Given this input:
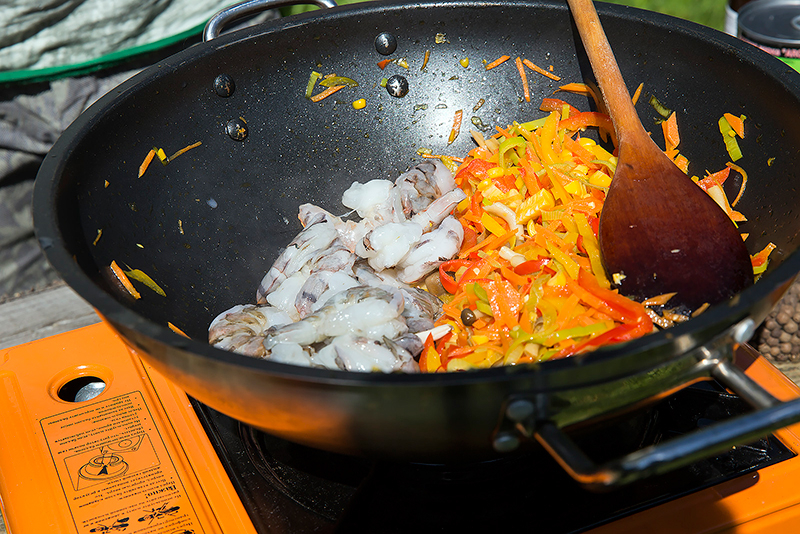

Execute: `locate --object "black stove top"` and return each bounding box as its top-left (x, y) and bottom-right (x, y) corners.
top-left (190, 380), bottom-right (794, 533)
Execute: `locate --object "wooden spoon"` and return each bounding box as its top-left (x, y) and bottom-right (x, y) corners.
top-left (566, 0), bottom-right (753, 310)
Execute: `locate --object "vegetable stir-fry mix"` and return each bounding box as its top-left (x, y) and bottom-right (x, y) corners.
top-left (422, 90), bottom-right (772, 373)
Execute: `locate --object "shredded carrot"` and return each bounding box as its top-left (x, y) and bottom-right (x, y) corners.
top-left (448, 109), bottom-right (464, 144)
top-left (662, 112), bottom-right (680, 152)
top-left (631, 82), bottom-right (644, 105)
top-left (168, 322), bottom-right (190, 337)
top-left (110, 260), bottom-right (141, 299)
top-left (310, 85), bottom-right (345, 102)
top-left (168, 141), bottom-right (202, 161)
top-left (727, 161), bottom-right (748, 207)
top-left (522, 58), bottom-right (561, 81)
top-left (138, 148), bottom-right (156, 178)
top-left (515, 57), bottom-right (530, 102)
top-left (485, 55), bottom-right (511, 70)
top-left (421, 50), bottom-right (430, 71)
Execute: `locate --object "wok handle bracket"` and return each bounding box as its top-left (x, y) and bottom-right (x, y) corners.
top-left (532, 354), bottom-right (800, 490)
top-left (204, 0), bottom-right (339, 41)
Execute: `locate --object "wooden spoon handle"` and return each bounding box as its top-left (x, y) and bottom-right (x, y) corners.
top-left (566, 0), bottom-right (646, 141)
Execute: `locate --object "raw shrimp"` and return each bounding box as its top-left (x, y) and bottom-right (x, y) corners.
top-left (316, 334), bottom-right (418, 373)
top-left (256, 216), bottom-right (339, 303)
top-left (211, 160), bottom-right (466, 373)
top-left (262, 286), bottom-right (407, 351)
top-left (396, 215), bottom-right (464, 283)
top-left (209, 304), bottom-right (293, 357)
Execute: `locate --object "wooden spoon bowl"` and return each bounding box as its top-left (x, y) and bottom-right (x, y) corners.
top-left (567, 0), bottom-right (753, 310)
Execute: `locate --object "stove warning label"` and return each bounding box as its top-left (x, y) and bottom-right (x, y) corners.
top-left (41, 391), bottom-right (205, 534)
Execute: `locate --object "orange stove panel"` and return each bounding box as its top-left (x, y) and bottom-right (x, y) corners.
top-left (0, 322), bottom-right (257, 534)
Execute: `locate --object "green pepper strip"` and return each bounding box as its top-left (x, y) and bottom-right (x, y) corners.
top-left (320, 76), bottom-right (359, 88)
top-left (718, 116), bottom-right (743, 162)
top-left (305, 71), bottom-right (321, 99)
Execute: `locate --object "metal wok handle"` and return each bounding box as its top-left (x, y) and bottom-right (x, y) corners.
top-left (534, 357), bottom-right (800, 490)
top-left (204, 0), bottom-right (338, 41)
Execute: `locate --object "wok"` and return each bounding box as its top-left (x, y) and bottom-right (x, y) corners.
top-left (32, 0), bottom-right (800, 488)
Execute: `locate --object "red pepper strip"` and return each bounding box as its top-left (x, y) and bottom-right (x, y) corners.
top-left (377, 59), bottom-right (392, 69)
top-left (460, 224), bottom-right (478, 254)
top-left (514, 257), bottom-right (550, 275)
top-left (577, 268), bottom-right (650, 325)
top-left (562, 136), bottom-right (598, 167)
top-left (539, 98), bottom-right (580, 115)
top-left (550, 324), bottom-right (640, 360)
top-left (439, 259), bottom-right (475, 294)
top-left (566, 269), bottom-right (650, 325)
top-left (456, 158), bottom-right (495, 183)
top-left (558, 112), bottom-right (617, 146)
top-left (696, 167), bottom-right (731, 191)
top-left (493, 173), bottom-right (518, 193)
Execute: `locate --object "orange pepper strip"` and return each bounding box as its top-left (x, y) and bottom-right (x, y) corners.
top-left (723, 113), bottom-right (745, 138)
top-left (515, 57), bottom-right (530, 103)
top-left (310, 85), bottom-right (345, 102)
top-left (485, 55), bottom-right (511, 70)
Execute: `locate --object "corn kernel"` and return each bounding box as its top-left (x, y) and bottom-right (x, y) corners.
top-left (352, 98), bottom-right (367, 110)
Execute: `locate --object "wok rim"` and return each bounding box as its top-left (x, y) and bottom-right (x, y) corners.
top-left (33, 0), bottom-right (800, 387)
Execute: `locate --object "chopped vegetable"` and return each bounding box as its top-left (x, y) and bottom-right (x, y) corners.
top-left (305, 71), bottom-right (321, 98)
top-left (459, 57), bottom-right (470, 68)
top-left (138, 148), bottom-right (156, 178)
top-left (124, 268), bottom-right (166, 297)
top-left (352, 98), bottom-right (367, 110)
top-left (522, 58), bottom-right (561, 81)
top-left (719, 114), bottom-right (744, 161)
top-left (515, 57), bottom-right (530, 103)
top-left (310, 85), bottom-right (345, 102)
top-left (377, 59), bottom-right (392, 70)
top-left (448, 109), bottom-right (464, 144)
top-left (168, 322), bottom-right (189, 337)
top-left (319, 76), bottom-right (359, 88)
top-left (485, 55), bottom-right (511, 70)
top-left (110, 260), bottom-right (141, 299)
top-left (93, 229), bottom-right (102, 246)
top-left (168, 141), bottom-right (202, 161)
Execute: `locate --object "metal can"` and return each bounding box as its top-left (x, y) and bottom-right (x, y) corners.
top-left (726, 0), bottom-right (756, 35)
top-left (738, 0), bottom-right (800, 72)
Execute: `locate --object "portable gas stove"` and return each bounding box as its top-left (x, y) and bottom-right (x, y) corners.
top-left (3, 322), bottom-right (800, 533)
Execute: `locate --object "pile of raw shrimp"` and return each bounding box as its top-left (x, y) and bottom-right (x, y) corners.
top-left (209, 160), bottom-right (466, 372)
